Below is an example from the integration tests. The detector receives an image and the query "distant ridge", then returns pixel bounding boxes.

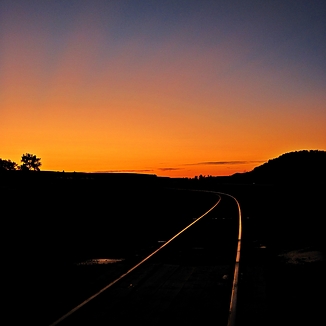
[240,150,326,184]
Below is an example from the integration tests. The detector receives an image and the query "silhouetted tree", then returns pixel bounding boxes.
[0,159,17,171]
[20,153,42,171]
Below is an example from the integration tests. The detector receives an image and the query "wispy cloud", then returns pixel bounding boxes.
[186,160,265,166]
[158,167,183,171]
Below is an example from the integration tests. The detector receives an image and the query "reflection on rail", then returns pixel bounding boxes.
[220,192,242,326]
[49,192,222,326]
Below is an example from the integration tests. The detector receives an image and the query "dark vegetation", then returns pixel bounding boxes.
[244,149,326,184]
[188,149,326,185]
[0,152,41,171]
[1,149,325,325]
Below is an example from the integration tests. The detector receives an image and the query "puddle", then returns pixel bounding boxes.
[78,258,124,265]
[279,249,324,265]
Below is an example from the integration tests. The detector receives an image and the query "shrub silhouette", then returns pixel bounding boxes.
[0,159,17,171]
[20,153,42,171]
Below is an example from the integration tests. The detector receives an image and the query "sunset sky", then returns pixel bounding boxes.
[1,0,325,177]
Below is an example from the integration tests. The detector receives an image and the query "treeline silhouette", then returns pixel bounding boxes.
[189,150,326,186]
[0,153,41,171]
[2,149,325,325]
[2,149,324,184]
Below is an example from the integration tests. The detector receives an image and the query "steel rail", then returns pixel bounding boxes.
[218,192,242,326]
[157,188,242,326]
[160,188,243,326]
[49,192,221,326]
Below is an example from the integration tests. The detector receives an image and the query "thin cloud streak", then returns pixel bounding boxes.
[91,169,154,173]
[158,167,183,171]
[186,160,265,166]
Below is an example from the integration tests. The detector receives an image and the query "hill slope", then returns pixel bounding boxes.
[242,150,326,184]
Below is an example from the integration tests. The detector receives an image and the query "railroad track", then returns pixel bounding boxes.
[49,191,242,326]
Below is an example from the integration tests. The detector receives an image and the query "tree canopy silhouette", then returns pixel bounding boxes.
[20,153,42,171]
[0,159,17,171]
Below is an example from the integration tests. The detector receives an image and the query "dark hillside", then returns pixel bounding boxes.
[247,150,326,184]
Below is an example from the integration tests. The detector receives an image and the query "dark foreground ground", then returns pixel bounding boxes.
[233,183,326,326]
[1,172,325,325]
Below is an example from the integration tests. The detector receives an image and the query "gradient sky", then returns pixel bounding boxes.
[1,0,326,177]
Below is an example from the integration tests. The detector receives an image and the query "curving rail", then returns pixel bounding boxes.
[49,189,242,326]
[219,192,242,326]
[190,189,242,326]
[49,191,222,326]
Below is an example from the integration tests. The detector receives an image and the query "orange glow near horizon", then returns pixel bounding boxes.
[1,2,326,177]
